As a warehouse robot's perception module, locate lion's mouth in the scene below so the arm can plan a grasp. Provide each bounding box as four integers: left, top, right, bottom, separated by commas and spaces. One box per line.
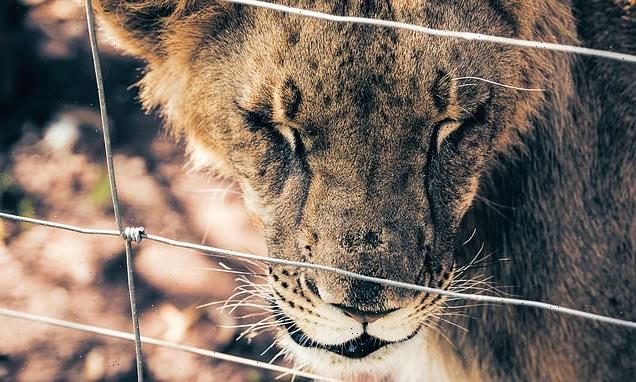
283, 320, 420, 359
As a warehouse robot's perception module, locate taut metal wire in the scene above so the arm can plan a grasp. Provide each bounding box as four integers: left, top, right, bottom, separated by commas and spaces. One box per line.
2, 211, 635, 330
84, 1, 144, 380
227, 0, 636, 64
0, 308, 341, 382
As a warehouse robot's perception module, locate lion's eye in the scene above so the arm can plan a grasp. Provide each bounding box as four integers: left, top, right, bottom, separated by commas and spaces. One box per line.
236, 103, 275, 132
434, 119, 462, 151
290, 127, 307, 157
235, 102, 305, 153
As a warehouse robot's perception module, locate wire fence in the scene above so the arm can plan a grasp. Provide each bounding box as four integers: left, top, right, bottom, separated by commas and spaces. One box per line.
84, 0, 145, 378
1, 1, 635, 381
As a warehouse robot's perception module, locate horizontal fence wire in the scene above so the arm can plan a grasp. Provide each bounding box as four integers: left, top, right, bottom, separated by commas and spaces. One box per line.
226, 0, 636, 64
2, 211, 635, 330
0, 308, 340, 382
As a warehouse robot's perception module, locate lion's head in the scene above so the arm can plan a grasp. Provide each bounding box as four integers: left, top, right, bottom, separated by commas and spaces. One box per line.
96, 0, 569, 379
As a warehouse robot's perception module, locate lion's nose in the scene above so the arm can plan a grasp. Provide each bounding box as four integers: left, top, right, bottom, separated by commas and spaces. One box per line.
334, 305, 399, 324
339, 228, 384, 251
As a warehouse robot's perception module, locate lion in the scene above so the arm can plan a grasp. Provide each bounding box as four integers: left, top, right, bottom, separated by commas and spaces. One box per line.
95, 1, 636, 380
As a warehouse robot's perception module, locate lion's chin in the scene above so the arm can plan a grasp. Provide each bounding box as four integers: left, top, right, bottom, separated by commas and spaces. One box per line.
284, 320, 422, 359
277, 329, 430, 382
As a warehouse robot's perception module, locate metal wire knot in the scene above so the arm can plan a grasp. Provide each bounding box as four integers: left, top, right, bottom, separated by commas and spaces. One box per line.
124, 226, 145, 243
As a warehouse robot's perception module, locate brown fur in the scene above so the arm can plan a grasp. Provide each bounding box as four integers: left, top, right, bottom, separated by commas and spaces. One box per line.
96, 1, 635, 380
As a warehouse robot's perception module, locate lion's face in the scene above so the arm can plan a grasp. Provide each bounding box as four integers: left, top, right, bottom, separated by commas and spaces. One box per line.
97, 0, 549, 378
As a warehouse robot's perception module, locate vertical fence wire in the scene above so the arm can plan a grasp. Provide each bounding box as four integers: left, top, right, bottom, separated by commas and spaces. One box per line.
84, 1, 144, 380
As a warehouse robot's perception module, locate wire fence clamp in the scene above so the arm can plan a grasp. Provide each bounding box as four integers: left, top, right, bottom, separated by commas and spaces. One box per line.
124, 227, 146, 244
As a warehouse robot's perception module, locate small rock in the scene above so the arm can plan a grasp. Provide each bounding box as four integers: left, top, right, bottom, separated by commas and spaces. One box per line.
83, 349, 106, 382
42, 113, 81, 152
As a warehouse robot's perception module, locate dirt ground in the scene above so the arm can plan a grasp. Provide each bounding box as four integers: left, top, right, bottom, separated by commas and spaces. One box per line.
0, 1, 292, 381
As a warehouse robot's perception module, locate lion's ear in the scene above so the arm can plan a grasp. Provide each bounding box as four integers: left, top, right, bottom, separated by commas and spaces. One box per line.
94, 0, 212, 62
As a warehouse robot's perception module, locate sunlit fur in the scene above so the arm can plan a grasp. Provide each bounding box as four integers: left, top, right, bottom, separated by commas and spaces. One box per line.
97, 1, 635, 381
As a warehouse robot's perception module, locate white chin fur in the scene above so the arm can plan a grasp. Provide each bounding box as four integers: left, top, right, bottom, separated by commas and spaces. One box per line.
277, 296, 421, 346
366, 308, 423, 342
278, 330, 457, 382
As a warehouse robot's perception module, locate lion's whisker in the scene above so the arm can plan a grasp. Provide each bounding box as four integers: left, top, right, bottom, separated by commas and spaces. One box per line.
237, 322, 292, 340
436, 315, 469, 332
276, 361, 308, 381
462, 228, 477, 245
224, 303, 276, 312
444, 302, 492, 309
221, 318, 283, 329
455, 242, 487, 277
201, 267, 268, 277
269, 348, 289, 364
437, 311, 473, 319
261, 338, 281, 356
236, 311, 276, 320
452, 76, 546, 92
422, 320, 456, 350
189, 187, 242, 195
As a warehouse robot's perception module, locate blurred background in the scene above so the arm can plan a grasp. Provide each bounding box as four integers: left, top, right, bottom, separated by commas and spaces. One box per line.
0, 1, 281, 381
